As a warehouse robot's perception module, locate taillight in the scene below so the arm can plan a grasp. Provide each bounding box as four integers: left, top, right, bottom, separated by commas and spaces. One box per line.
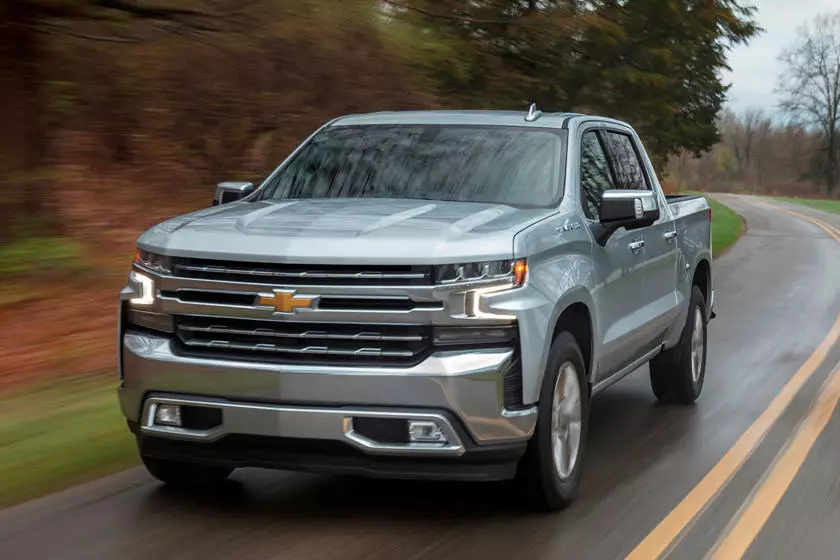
709, 207, 713, 220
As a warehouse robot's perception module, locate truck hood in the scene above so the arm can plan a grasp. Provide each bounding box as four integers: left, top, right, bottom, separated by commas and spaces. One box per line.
138, 198, 555, 264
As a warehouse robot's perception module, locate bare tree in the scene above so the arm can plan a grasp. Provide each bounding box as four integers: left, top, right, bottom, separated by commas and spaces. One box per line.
737, 108, 764, 173
721, 107, 767, 179
777, 12, 840, 197
752, 115, 773, 186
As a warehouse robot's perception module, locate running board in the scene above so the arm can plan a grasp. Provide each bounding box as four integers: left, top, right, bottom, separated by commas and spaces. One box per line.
592, 346, 662, 395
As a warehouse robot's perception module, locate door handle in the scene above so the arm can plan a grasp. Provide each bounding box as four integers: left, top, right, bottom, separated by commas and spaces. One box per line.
628, 240, 645, 254
664, 231, 677, 242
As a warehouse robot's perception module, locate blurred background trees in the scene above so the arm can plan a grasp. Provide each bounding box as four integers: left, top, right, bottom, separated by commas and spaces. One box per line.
1, 0, 761, 246
671, 11, 840, 197
777, 12, 840, 198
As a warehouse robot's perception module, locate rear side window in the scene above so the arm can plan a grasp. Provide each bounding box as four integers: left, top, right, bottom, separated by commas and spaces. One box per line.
579, 131, 615, 219
603, 131, 650, 190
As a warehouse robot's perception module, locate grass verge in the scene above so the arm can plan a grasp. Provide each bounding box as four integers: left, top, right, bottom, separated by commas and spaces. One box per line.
693, 194, 743, 257
0, 236, 87, 276
708, 196, 744, 257
771, 196, 840, 217
0, 374, 138, 509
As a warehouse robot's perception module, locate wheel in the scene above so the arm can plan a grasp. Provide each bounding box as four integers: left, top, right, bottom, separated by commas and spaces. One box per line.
141, 454, 233, 487
649, 284, 707, 404
516, 331, 589, 511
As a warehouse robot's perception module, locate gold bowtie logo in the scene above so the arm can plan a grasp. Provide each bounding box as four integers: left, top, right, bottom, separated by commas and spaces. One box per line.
257, 290, 316, 314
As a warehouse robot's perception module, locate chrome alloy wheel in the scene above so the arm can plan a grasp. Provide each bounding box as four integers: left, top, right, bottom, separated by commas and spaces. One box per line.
690, 306, 705, 384
551, 361, 583, 479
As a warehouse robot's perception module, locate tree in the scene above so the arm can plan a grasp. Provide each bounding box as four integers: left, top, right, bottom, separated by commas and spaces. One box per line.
734, 108, 764, 173
387, 0, 760, 171
0, 0, 248, 239
777, 11, 840, 197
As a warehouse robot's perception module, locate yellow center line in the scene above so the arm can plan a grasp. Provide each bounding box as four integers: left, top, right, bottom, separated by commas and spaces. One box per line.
756, 200, 840, 240
625, 199, 840, 560
709, 360, 840, 559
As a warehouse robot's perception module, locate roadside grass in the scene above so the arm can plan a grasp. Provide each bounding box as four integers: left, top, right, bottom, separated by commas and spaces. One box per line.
771, 196, 840, 217
0, 373, 138, 508
707, 196, 743, 257
0, 236, 87, 277
687, 193, 743, 257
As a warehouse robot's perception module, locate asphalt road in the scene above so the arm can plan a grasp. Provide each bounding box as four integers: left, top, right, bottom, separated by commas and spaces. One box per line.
3, 195, 840, 560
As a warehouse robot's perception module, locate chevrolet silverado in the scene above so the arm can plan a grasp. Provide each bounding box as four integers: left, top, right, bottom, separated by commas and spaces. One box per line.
119, 106, 714, 510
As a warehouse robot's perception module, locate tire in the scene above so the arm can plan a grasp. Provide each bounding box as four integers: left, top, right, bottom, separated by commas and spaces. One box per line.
649, 284, 708, 404
515, 331, 590, 512
141, 454, 233, 487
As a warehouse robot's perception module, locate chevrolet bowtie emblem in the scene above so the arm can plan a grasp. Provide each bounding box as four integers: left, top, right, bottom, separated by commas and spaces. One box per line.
256, 290, 317, 314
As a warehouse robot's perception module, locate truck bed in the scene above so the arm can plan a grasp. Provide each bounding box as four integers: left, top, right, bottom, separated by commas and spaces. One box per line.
665, 193, 704, 204
666, 193, 709, 220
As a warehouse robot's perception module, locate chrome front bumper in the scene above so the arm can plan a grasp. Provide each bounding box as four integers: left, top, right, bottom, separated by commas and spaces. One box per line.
141, 395, 467, 456
120, 331, 537, 455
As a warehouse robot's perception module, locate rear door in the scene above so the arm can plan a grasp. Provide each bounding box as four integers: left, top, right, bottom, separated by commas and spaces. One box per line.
578, 126, 648, 381
601, 128, 680, 351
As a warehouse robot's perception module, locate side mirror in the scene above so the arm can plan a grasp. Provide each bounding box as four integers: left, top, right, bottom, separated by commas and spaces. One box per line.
213, 181, 255, 206
599, 189, 659, 229
593, 189, 660, 245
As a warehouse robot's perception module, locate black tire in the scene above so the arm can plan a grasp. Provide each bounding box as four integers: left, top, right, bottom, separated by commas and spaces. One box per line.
141, 454, 233, 487
515, 331, 590, 512
649, 284, 708, 404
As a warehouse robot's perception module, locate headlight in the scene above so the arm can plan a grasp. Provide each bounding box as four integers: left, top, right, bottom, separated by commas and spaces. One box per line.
128, 270, 155, 305
434, 259, 527, 287
133, 250, 171, 274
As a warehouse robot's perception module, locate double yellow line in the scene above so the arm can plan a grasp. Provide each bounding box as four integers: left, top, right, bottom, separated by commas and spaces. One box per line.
626, 201, 840, 560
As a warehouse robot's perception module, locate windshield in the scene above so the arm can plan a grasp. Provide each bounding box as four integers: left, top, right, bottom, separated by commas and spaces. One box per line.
258, 124, 566, 207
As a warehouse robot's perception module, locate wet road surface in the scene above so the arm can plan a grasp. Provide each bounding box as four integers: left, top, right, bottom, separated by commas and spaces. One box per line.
3, 195, 840, 560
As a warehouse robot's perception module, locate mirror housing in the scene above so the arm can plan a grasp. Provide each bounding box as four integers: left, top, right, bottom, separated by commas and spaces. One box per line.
594, 189, 660, 245
599, 189, 659, 228
213, 181, 255, 206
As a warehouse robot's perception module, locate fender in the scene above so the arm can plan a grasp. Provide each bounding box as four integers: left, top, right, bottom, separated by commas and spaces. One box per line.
526, 287, 598, 404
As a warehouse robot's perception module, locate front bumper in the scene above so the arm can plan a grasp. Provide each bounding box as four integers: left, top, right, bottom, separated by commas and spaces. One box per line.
120, 331, 536, 477
133, 425, 527, 482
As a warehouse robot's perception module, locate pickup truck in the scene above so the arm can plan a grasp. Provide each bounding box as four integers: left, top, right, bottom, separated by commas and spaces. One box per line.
119, 106, 714, 511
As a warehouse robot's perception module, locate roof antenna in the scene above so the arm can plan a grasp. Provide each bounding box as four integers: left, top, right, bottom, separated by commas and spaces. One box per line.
525, 102, 542, 122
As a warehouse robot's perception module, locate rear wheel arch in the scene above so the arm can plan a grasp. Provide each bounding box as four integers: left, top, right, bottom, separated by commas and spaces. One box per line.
693, 259, 711, 314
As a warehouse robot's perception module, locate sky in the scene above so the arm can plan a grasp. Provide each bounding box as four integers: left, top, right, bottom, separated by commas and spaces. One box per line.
722, 0, 838, 115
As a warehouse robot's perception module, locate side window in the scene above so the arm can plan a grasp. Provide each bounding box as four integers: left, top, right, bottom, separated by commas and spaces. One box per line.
580, 130, 615, 219
603, 131, 650, 190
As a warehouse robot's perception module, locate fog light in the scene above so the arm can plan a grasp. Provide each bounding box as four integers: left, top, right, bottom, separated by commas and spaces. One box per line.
154, 404, 182, 427
408, 420, 447, 444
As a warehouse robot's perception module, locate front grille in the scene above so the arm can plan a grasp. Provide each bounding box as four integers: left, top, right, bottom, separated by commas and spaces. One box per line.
171, 257, 432, 286
174, 316, 432, 366
160, 290, 443, 312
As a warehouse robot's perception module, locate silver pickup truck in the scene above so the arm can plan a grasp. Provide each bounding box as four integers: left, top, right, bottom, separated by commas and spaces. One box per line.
119, 107, 714, 510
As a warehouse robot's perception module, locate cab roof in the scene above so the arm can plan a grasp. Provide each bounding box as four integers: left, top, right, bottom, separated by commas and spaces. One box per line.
330, 109, 632, 130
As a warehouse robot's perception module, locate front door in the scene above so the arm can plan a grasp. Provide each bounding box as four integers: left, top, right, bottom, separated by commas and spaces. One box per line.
601, 129, 680, 349
578, 128, 649, 381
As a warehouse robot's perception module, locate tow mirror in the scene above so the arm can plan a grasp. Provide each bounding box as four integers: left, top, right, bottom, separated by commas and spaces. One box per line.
599, 189, 659, 229
592, 189, 659, 246
213, 181, 254, 206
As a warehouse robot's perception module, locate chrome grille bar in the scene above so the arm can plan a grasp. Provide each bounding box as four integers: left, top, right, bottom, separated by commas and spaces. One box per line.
174, 265, 427, 280
170, 259, 433, 287
173, 316, 432, 365
181, 338, 416, 358
178, 323, 424, 342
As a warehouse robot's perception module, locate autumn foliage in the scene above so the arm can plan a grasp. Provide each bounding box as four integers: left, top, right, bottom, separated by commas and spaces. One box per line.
0, 0, 761, 390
